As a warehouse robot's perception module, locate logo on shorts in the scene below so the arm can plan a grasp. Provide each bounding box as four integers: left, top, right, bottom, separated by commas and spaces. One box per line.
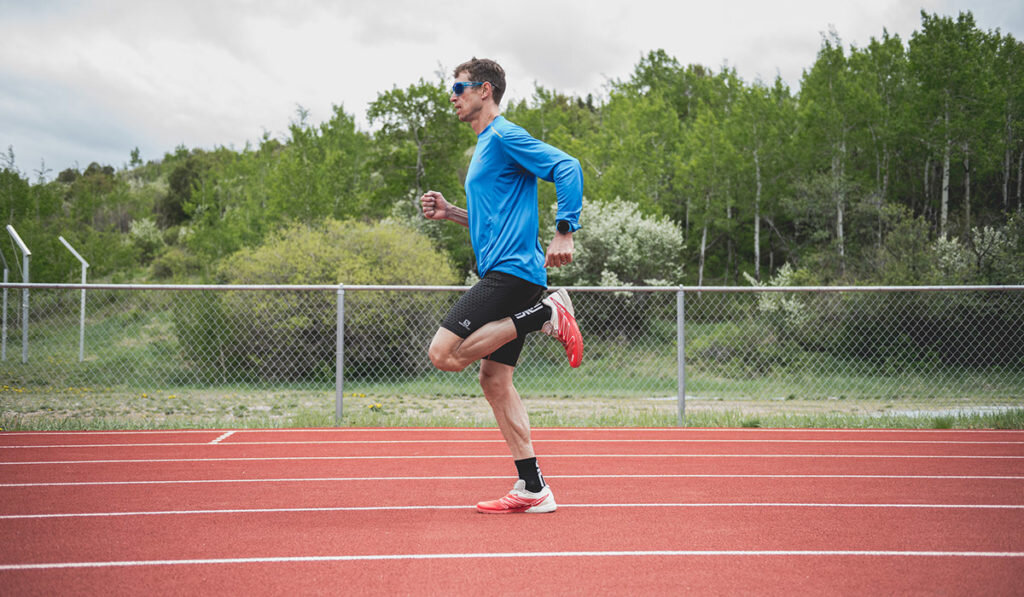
460, 319, 471, 329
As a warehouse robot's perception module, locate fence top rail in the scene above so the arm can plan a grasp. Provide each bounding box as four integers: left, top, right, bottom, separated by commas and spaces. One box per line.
5, 225, 31, 256
2, 282, 1024, 293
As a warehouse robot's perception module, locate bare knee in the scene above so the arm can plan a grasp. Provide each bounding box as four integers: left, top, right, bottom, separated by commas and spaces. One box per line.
479, 363, 514, 400
429, 345, 465, 372
478, 367, 501, 398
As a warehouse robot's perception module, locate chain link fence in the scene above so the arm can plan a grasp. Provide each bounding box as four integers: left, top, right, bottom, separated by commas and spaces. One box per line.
1, 283, 1022, 422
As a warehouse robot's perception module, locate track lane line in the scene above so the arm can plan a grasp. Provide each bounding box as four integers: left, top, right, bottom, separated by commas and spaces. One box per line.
209, 431, 235, 445
3, 473, 1022, 487
4, 438, 1024, 449
4, 502, 1023, 520
3, 550, 1023, 571
4, 427, 1021, 435
4, 453, 1023, 466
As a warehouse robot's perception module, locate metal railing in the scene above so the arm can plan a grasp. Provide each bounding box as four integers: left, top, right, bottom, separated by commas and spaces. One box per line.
1, 283, 1022, 423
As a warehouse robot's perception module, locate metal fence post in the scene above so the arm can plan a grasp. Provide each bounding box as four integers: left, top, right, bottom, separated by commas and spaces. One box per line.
676, 286, 686, 425
6, 225, 30, 363
1, 263, 7, 361
58, 236, 89, 362
335, 284, 345, 423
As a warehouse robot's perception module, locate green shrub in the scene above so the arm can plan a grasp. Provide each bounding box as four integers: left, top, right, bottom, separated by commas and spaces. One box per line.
151, 246, 202, 280
805, 290, 1023, 370
173, 219, 458, 383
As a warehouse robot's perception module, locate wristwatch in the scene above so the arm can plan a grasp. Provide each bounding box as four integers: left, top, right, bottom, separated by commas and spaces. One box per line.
556, 220, 571, 234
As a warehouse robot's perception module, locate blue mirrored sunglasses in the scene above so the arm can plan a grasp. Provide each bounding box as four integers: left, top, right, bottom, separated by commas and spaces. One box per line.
452, 81, 485, 95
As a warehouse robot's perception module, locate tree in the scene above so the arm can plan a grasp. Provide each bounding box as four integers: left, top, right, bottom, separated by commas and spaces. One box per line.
263, 104, 374, 225
587, 89, 683, 216
367, 78, 476, 274
367, 78, 474, 202
162, 153, 204, 227
678, 104, 742, 286
908, 11, 988, 238
798, 30, 861, 277
992, 33, 1024, 212
730, 77, 797, 280
622, 50, 728, 125
849, 30, 908, 205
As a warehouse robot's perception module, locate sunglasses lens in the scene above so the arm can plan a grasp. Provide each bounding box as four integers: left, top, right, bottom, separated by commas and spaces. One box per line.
452, 82, 482, 95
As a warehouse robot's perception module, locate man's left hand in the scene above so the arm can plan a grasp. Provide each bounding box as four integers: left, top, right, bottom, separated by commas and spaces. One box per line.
545, 233, 574, 268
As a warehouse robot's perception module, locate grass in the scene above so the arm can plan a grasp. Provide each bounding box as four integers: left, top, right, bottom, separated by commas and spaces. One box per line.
2, 387, 1022, 431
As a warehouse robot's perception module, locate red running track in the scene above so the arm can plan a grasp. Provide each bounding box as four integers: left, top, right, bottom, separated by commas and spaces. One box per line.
1, 428, 1022, 596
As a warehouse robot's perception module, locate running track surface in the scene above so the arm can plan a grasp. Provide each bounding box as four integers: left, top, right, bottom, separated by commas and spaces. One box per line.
1, 428, 1022, 596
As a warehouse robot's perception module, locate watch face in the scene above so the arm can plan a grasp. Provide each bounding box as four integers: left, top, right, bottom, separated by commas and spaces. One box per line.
557, 220, 570, 233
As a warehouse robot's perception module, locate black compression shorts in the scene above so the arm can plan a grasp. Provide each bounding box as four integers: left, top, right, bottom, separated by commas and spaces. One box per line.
440, 271, 546, 367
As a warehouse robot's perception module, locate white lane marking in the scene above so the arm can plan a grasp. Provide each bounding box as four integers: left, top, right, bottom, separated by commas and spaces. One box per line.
2, 550, 1023, 571
3, 453, 1024, 466
209, 431, 235, 445
4, 438, 1024, 449
2, 473, 1023, 488
2, 427, 1020, 435
3, 502, 1023, 520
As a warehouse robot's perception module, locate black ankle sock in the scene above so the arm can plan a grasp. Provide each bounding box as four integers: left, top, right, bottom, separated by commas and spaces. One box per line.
514, 457, 546, 493
512, 303, 551, 337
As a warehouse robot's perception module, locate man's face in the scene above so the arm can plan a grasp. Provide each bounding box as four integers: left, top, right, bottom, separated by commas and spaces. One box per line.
451, 71, 483, 122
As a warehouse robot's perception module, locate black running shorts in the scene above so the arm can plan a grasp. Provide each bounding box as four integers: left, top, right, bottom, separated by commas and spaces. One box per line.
440, 270, 546, 367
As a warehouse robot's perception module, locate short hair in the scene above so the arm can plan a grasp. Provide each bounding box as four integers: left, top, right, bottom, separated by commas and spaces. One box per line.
453, 57, 506, 105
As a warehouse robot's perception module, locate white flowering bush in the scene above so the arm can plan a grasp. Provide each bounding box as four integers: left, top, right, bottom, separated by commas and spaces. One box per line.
742, 263, 811, 330
128, 217, 165, 263
930, 235, 971, 284
547, 197, 684, 287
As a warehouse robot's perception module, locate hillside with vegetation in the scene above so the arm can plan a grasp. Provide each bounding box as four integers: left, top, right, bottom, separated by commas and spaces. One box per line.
3, 11, 1023, 288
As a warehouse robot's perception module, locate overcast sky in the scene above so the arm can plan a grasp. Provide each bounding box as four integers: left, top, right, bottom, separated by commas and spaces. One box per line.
2, 0, 1022, 181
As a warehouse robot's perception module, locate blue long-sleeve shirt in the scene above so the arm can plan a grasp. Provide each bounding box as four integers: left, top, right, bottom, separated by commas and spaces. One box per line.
464, 115, 583, 287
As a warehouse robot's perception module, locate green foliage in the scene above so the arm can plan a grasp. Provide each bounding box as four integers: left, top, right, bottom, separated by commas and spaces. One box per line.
739, 263, 1024, 371
368, 78, 477, 273
150, 246, 201, 281
220, 218, 457, 286
2, 10, 1022, 291
160, 154, 203, 227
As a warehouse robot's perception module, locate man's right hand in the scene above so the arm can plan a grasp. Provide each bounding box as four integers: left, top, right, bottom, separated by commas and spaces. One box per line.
420, 190, 449, 221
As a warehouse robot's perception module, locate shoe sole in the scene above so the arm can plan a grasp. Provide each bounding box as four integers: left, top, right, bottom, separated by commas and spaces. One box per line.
526, 494, 557, 513
544, 289, 582, 368
476, 493, 558, 514
548, 288, 574, 317
557, 305, 583, 368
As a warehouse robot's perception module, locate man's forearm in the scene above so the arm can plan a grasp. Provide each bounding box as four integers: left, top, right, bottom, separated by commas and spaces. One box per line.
446, 204, 469, 228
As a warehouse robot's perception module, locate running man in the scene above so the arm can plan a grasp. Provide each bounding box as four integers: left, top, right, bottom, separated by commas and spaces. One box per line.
420, 57, 583, 514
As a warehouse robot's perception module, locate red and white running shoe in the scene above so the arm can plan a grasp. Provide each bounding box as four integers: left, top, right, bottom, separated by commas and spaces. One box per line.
541, 288, 583, 368
476, 480, 557, 514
